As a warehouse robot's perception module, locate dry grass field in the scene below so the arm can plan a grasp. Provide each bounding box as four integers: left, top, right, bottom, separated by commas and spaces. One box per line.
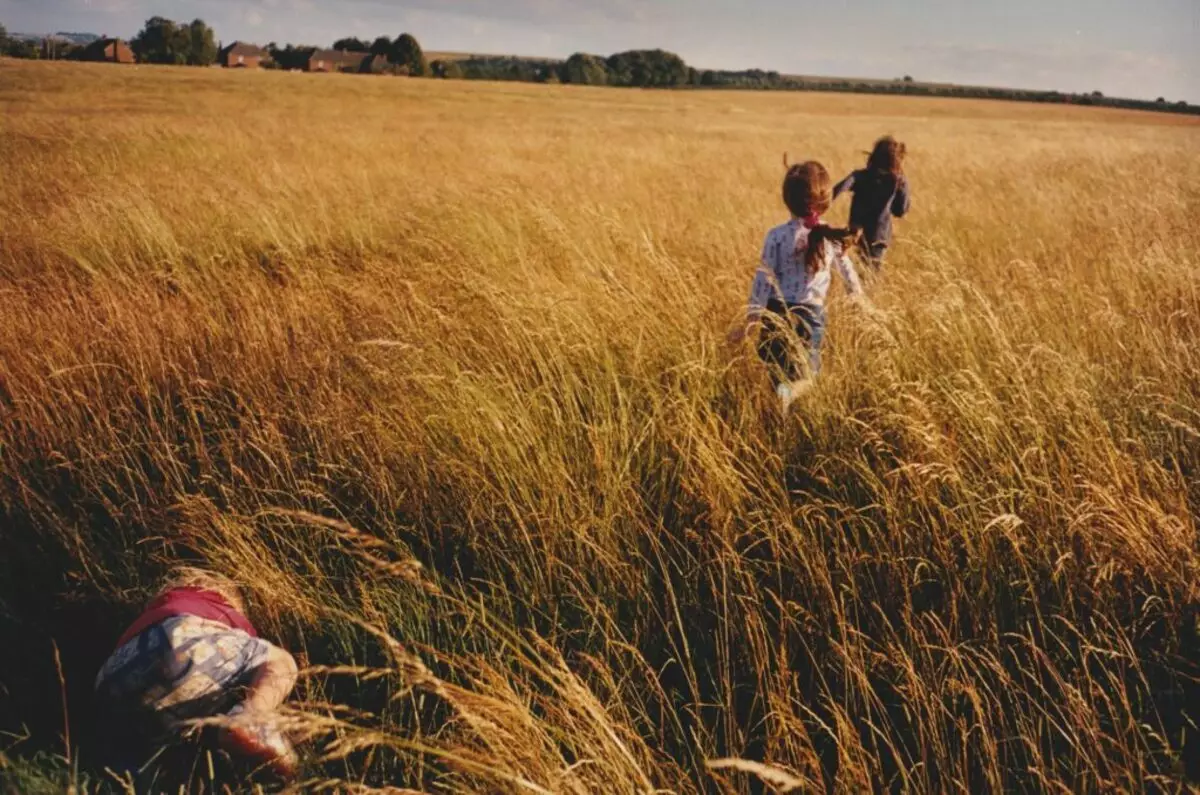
1, 59, 1199, 793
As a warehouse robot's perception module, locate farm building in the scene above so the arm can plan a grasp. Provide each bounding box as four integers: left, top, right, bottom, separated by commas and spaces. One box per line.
306, 49, 346, 72
305, 49, 382, 73
78, 38, 135, 64
219, 42, 267, 69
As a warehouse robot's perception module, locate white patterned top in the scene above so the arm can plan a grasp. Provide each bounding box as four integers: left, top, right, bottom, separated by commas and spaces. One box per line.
747, 219, 863, 317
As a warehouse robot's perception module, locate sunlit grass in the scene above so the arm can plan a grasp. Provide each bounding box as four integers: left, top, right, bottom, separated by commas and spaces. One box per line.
1, 59, 1199, 793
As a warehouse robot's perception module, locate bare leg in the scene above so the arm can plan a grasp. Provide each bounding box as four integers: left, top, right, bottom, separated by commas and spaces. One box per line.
223, 645, 300, 776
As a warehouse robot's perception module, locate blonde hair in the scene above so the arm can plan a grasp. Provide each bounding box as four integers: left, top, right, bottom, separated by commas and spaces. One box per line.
157, 566, 247, 615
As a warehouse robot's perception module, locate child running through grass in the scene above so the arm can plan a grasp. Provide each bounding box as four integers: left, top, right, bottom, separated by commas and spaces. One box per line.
833, 136, 911, 270
94, 567, 300, 780
730, 159, 865, 411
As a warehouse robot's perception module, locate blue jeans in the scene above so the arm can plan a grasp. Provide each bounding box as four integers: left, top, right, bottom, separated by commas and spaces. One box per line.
758, 301, 826, 382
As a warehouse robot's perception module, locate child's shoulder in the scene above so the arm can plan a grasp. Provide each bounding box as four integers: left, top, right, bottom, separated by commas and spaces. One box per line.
764, 220, 798, 241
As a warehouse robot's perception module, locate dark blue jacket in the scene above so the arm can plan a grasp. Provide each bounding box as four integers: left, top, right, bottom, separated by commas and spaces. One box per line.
833, 170, 911, 249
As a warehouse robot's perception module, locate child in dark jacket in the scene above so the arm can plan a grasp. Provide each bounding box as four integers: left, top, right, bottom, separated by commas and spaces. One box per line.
833, 136, 911, 269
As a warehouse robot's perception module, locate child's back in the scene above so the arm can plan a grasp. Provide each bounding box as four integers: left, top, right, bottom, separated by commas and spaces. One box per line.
844, 169, 909, 246
734, 161, 864, 410
834, 137, 910, 264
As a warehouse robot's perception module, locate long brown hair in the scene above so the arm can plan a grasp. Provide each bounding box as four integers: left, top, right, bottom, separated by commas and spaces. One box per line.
804, 224, 858, 275
866, 136, 906, 176
782, 161, 832, 219
780, 159, 853, 273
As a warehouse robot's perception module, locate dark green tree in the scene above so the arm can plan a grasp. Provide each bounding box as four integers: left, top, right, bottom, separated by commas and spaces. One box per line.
333, 37, 370, 52
370, 36, 393, 56
2, 33, 38, 59
268, 43, 316, 71
390, 33, 427, 76
605, 49, 688, 87
132, 17, 190, 64
562, 53, 609, 85
187, 19, 217, 66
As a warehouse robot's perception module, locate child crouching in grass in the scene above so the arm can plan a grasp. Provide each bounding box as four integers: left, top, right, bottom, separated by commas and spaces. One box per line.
94, 567, 300, 780
730, 160, 865, 412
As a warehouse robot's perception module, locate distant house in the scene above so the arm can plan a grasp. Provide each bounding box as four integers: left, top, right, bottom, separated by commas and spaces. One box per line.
78, 37, 135, 64
219, 41, 266, 69
305, 49, 378, 73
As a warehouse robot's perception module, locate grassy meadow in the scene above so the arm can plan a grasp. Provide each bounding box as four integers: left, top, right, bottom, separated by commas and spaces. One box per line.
1, 59, 1199, 792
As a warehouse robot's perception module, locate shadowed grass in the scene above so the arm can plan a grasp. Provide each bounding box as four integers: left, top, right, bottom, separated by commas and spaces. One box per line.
1, 59, 1199, 793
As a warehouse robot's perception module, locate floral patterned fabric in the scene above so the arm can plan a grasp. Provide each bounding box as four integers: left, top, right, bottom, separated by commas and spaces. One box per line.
95, 614, 270, 731
747, 218, 863, 317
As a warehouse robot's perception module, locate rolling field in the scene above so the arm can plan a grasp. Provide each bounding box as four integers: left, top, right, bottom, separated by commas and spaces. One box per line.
1, 60, 1199, 793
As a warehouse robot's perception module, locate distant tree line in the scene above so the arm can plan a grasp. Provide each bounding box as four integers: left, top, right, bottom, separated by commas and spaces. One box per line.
688, 68, 1197, 115
427, 50, 691, 88
0, 16, 218, 64
2, 17, 1196, 116
419, 46, 1197, 115
0, 21, 38, 58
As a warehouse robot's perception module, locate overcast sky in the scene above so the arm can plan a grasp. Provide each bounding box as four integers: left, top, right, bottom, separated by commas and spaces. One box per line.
2, 0, 1197, 102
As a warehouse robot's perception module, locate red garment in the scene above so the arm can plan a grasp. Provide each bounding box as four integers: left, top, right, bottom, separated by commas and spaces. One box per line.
801, 213, 821, 229
116, 588, 257, 649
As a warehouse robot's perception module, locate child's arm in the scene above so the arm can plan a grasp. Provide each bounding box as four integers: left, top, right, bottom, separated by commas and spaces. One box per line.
833, 171, 857, 201
891, 176, 911, 217
833, 248, 865, 299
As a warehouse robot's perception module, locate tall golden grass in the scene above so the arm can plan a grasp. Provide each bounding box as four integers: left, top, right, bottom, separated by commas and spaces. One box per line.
1, 59, 1199, 793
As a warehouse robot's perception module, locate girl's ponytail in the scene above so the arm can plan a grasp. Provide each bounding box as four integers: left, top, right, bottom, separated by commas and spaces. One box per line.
803, 224, 858, 275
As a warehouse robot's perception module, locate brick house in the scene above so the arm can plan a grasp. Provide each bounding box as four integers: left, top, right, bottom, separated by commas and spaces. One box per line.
219, 41, 266, 69
305, 49, 378, 73
79, 38, 135, 64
